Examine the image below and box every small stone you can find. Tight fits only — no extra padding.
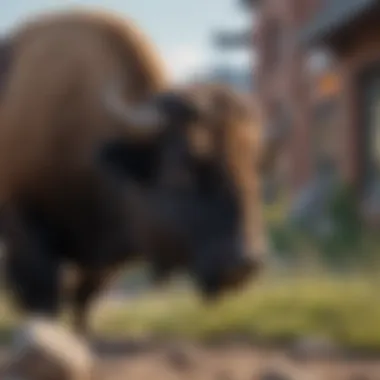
[165,344,194,371]
[215,370,233,380]
[257,368,294,380]
[3,317,94,380]
[349,374,371,380]
[289,336,341,361]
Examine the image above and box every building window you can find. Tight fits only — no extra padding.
[306,48,334,76]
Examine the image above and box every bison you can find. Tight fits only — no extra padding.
[0,9,284,337]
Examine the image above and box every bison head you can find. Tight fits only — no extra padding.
[99,82,285,299]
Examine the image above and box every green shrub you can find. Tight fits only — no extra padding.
[265,182,380,270]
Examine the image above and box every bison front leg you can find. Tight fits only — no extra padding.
[71,271,106,338]
[2,206,62,318]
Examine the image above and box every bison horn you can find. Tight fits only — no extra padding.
[103,80,167,134]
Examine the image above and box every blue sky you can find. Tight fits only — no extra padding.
[0,0,252,80]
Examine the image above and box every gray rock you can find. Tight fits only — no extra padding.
[3,318,94,380]
[289,336,341,361]
[164,344,194,371]
[215,370,233,380]
[258,369,294,380]
[348,374,371,380]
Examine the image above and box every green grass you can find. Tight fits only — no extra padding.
[2,273,380,352]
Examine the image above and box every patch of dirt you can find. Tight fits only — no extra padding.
[3,340,380,380]
[95,343,380,380]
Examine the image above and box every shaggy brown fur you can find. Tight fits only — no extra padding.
[0,8,169,203]
[0,8,171,334]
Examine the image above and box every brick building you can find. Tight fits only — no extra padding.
[242,1,380,206]
[218,0,380,218]
[301,0,380,214]
[243,0,339,201]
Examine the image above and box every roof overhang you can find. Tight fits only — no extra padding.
[299,0,379,47]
